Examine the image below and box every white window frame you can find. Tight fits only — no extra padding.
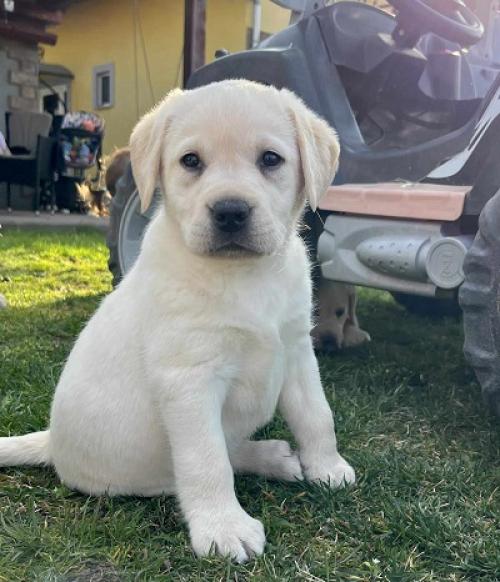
[93,63,115,109]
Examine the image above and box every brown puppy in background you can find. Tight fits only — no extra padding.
[312,281,371,351]
[105,147,131,196]
[76,182,110,216]
[77,147,131,216]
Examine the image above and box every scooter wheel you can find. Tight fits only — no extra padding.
[106,163,137,287]
[106,164,161,286]
[459,188,500,417]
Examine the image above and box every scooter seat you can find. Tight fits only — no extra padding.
[319,182,471,221]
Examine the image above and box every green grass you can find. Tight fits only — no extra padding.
[0,229,498,581]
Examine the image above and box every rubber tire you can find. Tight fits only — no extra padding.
[459,189,500,417]
[106,163,137,287]
[392,292,461,318]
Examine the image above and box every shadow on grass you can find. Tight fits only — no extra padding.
[0,293,109,435]
[0,293,109,362]
[319,291,498,455]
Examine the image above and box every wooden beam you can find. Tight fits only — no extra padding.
[0,19,58,45]
[16,0,77,8]
[14,6,64,25]
[0,0,77,46]
[43,0,80,8]
[183,0,206,86]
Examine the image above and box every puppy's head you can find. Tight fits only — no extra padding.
[312,279,371,353]
[130,80,339,258]
[312,282,359,351]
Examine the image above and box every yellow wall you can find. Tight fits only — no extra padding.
[44,0,290,152]
[206,1,247,62]
[257,0,290,37]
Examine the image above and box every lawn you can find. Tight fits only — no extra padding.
[0,229,498,581]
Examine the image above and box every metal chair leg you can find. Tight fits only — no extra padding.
[34,182,41,215]
[7,182,12,212]
[50,181,56,214]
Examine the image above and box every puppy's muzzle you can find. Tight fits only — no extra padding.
[210,199,251,234]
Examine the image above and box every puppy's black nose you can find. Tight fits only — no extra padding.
[211,199,250,233]
[316,333,340,354]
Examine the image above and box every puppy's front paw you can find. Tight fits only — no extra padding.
[189,508,265,563]
[263,440,304,481]
[343,324,371,348]
[303,454,355,488]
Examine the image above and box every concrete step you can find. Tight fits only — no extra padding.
[0,210,109,232]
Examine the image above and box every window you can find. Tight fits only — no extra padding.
[93,63,115,109]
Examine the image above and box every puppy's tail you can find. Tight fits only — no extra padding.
[0,430,51,466]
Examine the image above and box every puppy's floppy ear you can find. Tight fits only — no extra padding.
[346,285,359,328]
[129,88,183,212]
[281,89,340,212]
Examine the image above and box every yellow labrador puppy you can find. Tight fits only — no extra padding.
[313,281,371,351]
[0,80,354,562]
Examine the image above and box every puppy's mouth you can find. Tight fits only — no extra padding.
[188,223,277,258]
[209,240,264,258]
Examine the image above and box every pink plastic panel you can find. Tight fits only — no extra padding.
[319,182,472,221]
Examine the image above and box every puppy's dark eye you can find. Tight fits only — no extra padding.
[181,152,201,169]
[261,151,283,168]
[335,308,346,318]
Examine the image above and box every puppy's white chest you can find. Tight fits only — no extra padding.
[222,327,285,441]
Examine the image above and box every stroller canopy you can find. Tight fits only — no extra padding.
[61,112,105,134]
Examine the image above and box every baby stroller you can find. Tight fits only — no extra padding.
[56,111,105,212]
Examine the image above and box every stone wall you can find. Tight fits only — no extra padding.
[0,39,39,134]
[2,40,39,114]
[0,39,40,209]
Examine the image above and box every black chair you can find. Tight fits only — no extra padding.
[0,112,57,212]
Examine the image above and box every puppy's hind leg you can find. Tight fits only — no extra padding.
[229,440,303,482]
